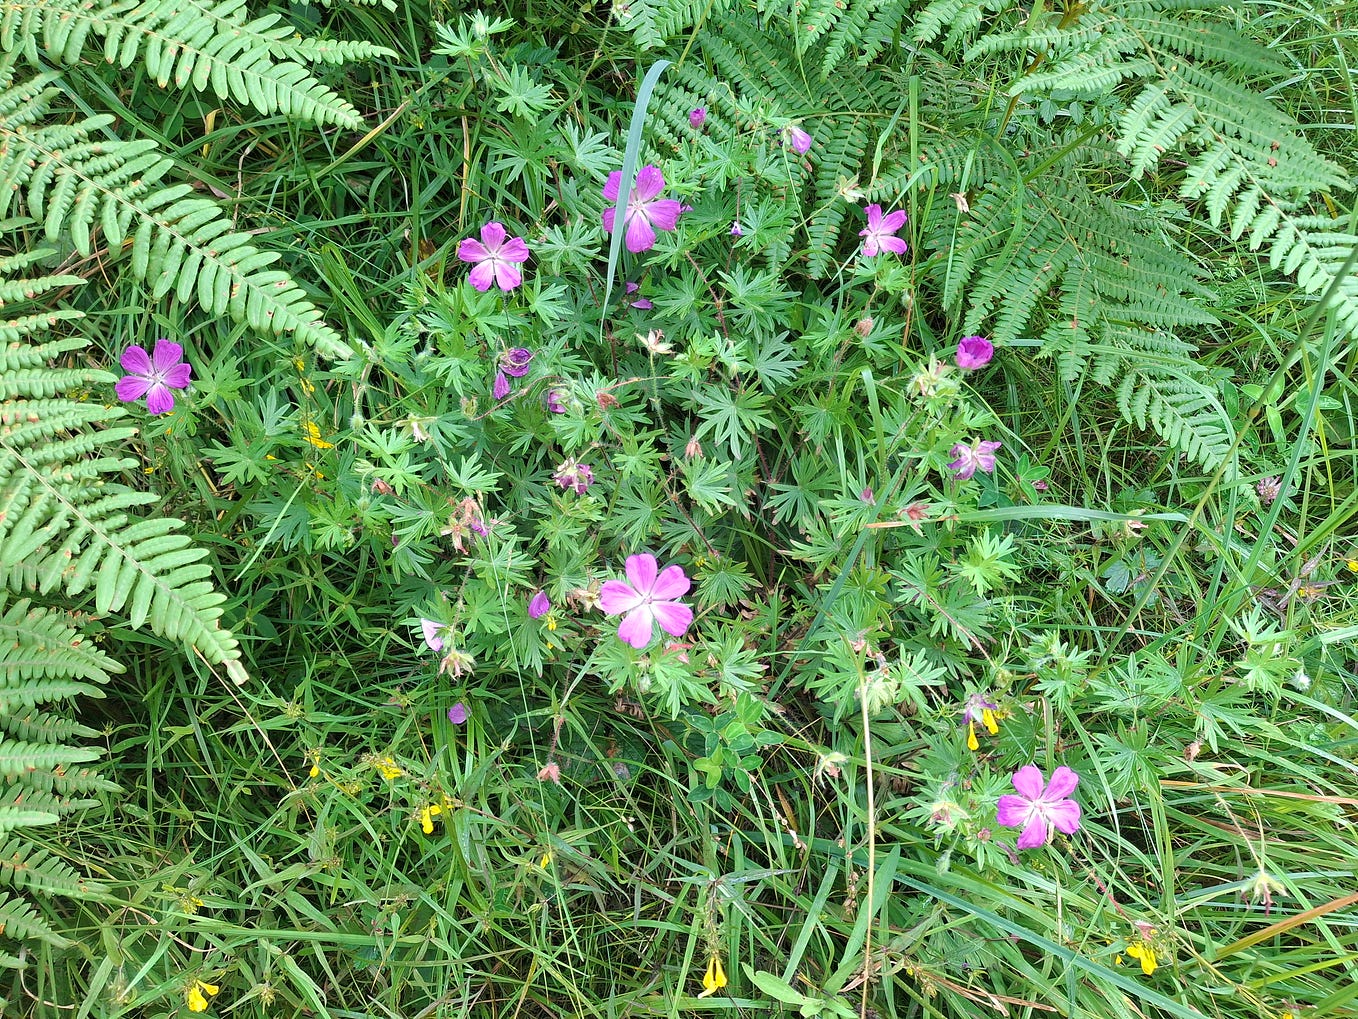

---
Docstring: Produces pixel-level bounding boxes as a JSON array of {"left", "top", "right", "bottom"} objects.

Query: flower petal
[
  {"left": 163, "top": 362, "right": 192, "bottom": 389},
  {"left": 1046, "top": 798, "right": 1082, "bottom": 835},
  {"left": 617, "top": 607, "right": 655, "bottom": 648},
  {"left": 492, "top": 371, "right": 510, "bottom": 399},
  {"left": 862, "top": 236, "right": 881, "bottom": 257},
  {"left": 1011, "top": 764, "right": 1046, "bottom": 800},
  {"left": 499, "top": 237, "right": 531, "bottom": 263},
  {"left": 880, "top": 209, "right": 908, "bottom": 233},
  {"left": 645, "top": 198, "right": 683, "bottom": 233},
  {"left": 151, "top": 339, "right": 184, "bottom": 371},
  {"left": 602, "top": 171, "right": 621, "bottom": 202},
  {"left": 598, "top": 580, "right": 644, "bottom": 615},
  {"left": 492, "top": 260, "right": 523, "bottom": 291},
  {"left": 467, "top": 261, "right": 496, "bottom": 291},
  {"left": 120, "top": 344, "right": 152, "bottom": 375},
  {"left": 625, "top": 213, "right": 657, "bottom": 253},
  {"left": 422, "top": 619, "right": 445, "bottom": 652},
  {"left": 649, "top": 564, "right": 691, "bottom": 600},
  {"left": 479, "top": 221, "right": 508, "bottom": 251},
  {"left": 879, "top": 236, "right": 909, "bottom": 255},
  {"left": 144, "top": 383, "right": 175, "bottom": 415},
  {"left": 1045, "top": 765, "right": 1080, "bottom": 800},
  {"left": 624, "top": 554, "right": 659, "bottom": 594},
  {"left": 602, "top": 207, "right": 616, "bottom": 234},
  {"left": 633, "top": 165, "right": 665, "bottom": 201},
  {"left": 1015, "top": 814, "right": 1050, "bottom": 849},
  {"left": 651, "top": 600, "right": 693, "bottom": 638},
  {"left": 864, "top": 204, "right": 883, "bottom": 227},
  {"left": 115, "top": 375, "right": 151, "bottom": 403},
  {"left": 457, "top": 238, "right": 489, "bottom": 263},
  {"left": 995, "top": 794, "right": 1031, "bottom": 828}
]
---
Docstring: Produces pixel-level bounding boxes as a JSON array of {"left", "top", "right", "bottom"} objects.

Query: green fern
[{"left": 1, "top": 0, "right": 392, "bottom": 129}]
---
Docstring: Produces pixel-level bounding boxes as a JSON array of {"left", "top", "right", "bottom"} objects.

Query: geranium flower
[
  {"left": 598, "top": 553, "right": 694, "bottom": 649},
  {"left": 457, "top": 221, "right": 530, "bottom": 292},
  {"left": 421, "top": 619, "right": 445, "bottom": 652},
  {"left": 553, "top": 458, "right": 594, "bottom": 494},
  {"left": 448, "top": 702, "right": 468, "bottom": 724},
  {"left": 956, "top": 335, "right": 994, "bottom": 369},
  {"left": 690, "top": 108, "right": 706, "bottom": 128},
  {"left": 996, "top": 764, "right": 1082, "bottom": 848},
  {"left": 115, "top": 339, "right": 192, "bottom": 415},
  {"left": 781, "top": 124, "right": 813, "bottom": 154},
  {"left": 859, "top": 204, "right": 908, "bottom": 257},
  {"left": 528, "top": 591, "right": 551, "bottom": 618},
  {"left": 492, "top": 371, "right": 511, "bottom": 400},
  {"left": 625, "top": 282, "right": 652, "bottom": 309},
  {"left": 500, "top": 347, "right": 534, "bottom": 377},
  {"left": 730, "top": 220, "right": 743, "bottom": 237},
  {"left": 949, "top": 439, "right": 1002, "bottom": 480},
  {"left": 547, "top": 389, "right": 567, "bottom": 413},
  {"left": 602, "top": 165, "right": 683, "bottom": 253}
]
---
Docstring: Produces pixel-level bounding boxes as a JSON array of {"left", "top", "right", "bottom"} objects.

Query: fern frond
[
  {"left": 0, "top": 891, "right": 66, "bottom": 946},
  {"left": 0, "top": 838, "right": 102, "bottom": 897},
  {"left": 0, "top": 597, "right": 118, "bottom": 690},
  {"left": 0, "top": 71, "right": 347, "bottom": 356},
  {"left": 2, "top": 0, "right": 389, "bottom": 129},
  {"left": 0, "top": 740, "right": 99, "bottom": 779},
  {"left": 619, "top": 0, "right": 737, "bottom": 49}
]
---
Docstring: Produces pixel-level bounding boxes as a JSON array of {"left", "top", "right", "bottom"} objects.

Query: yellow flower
[
  {"left": 373, "top": 757, "right": 404, "bottom": 781},
  {"left": 186, "top": 979, "right": 219, "bottom": 1012},
  {"left": 698, "top": 955, "right": 727, "bottom": 997},
  {"left": 539, "top": 850, "right": 553, "bottom": 869},
  {"left": 419, "top": 800, "right": 456, "bottom": 834},
  {"left": 1346, "top": 559, "right": 1358, "bottom": 573},
  {"left": 1124, "top": 943, "right": 1157, "bottom": 975},
  {"left": 302, "top": 420, "right": 334, "bottom": 449}
]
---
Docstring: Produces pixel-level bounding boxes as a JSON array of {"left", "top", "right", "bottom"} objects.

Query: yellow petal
[
  {"left": 699, "top": 955, "right": 727, "bottom": 997},
  {"left": 199, "top": 982, "right": 219, "bottom": 997},
  {"left": 982, "top": 707, "right": 999, "bottom": 735},
  {"left": 187, "top": 987, "right": 208, "bottom": 1012},
  {"left": 420, "top": 809, "right": 434, "bottom": 835},
  {"left": 967, "top": 721, "right": 979, "bottom": 752}
]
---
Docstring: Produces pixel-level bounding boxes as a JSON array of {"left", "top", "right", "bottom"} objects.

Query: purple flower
[
  {"left": 955, "top": 336, "right": 994, "bottom": 370},
  {"left": 421, "top": 619, "right": 445, "bottom": 653},
  {"left": 553, "top": 458, "right": 594, "bottom": 495},
  {"left": 500, "top": 347, "right": 534, "bottom": 377},
  {"left": 115, "top": 339, "right": 192, "bottom": 415},
  {"left": 547, "top": 389, "right": 567, "bottom": 414},
  {"left": 598, "top": 553, "right": 694, "bottom": 649},
  {"left": 457, "top": 222, "right": 530, "bottom": 292},
  {"left": 690, "top": 107, "right": 706, "bottom": 128},
  {"left": 996, "top": 765, "right": 1082, "bottom": 849},
  {"left": 529, "top": 591, "right": 551, "bottom": 619},
  {"left": 781, "top": 124, "right": 813, "bottom": 154},
  {"left": 448, "top": 702, "right": 468, "bottom": 724},
  {"left": 625, "top": 282, "right": 653, "bottom": 310},
  {"left": 602, "top": 165, "right": 684, "bottom": 253},
  {"left": 730, "top": 220, "right": 743, "bottom": 237},
  {"left": 948, "top": 439, "right": 1002, "bottom": 480},
  {"left": 859, "top": 204, "right": 908, "bottom": 257},
  {"left": 492, "top": 371, "right": 511, "bottom": 400}
]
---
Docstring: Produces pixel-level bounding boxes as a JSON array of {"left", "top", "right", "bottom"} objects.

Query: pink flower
[
  {"left": 538, "top": 761, "right": 561, "bottom": 783},
  {"left": 948, "top": 439, "right": 1002, "bottom": 480},
  {"left": 115, "top": 339, "right": 192, "bottom": 415},
  {"left": 955, "top": 335, "right": 994, "bottom": 369},
  {"left": 547, "top": 389, "right": 567, "bottom": 414},
  {"left": 730, "top": 220, "right": 743, "bottom": 237},
  {"left": 859, "top": 204, "right": 908, "bottom": 257},
  {"left": 598, "top": 553, "right": 694, "bottom": 649},
  {"left": 996, "top": 765, "right": 1082, "bottom": 849},
  {"left": 448, "top": 702, "right": 468, "bottom": 724},
  {"left": 528, "top": 591, "right": 551, "bottom": 619},
  {"left": 553, "top": 458, "right": 594, "bottom": 494},
  {"left": 457, "top": 222, "right": 530, "bottom": 292},
  {"left": 421, "top": 619, "right": 445, "bottom": 653},
  {"left": 781, "top": 124, "right": 813, "bottom": 154},
  {"left": 500, "top": 347, "right": 534, "bottom": 377},
  {"left": 492, "top": 371, "right": 511, "bottom": 400},
  {"left": 690, "top": 108, "right": 706, "bottom": 128},
  {"left": 602, "top": 165, "right": 684, "bottom": 253},
  {"left": 625, "top": 282, "right": 653, "bottom": 309}
]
